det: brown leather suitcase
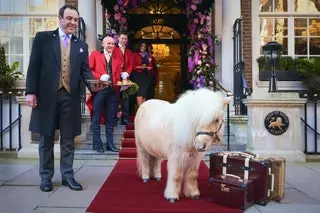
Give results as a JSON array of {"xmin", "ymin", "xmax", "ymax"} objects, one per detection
[
  {"xmin": 208, "ymin": 174, "xmax": 255, "ymax": 210},
  {"xmin": 210, "ymin": 152, "xmax": 273, "ymax": 206},
  {"xmin": 268, "ymin": 157, "xmax": 286, "ymax": 201}
]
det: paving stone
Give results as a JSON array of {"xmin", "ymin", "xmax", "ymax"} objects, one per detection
[
  {"xmin": 34, "ymin": 207, "xmax": 86, "ymax": 213},
  {"xmin": 0, "ymin": 186, "xmax": 53, "ymax": 213},
  {"xmin": 279, "ymin": 188, "xmax": 319, "ymax": 204},
  {"xmin": 0, "ymin": 165, "xmax": 34, "ymax": 181},
  {"xmin": 244, "ymin": 206, "xmax": 261, "ymax": 213},
  {"xmin": 39, "ymin": 166, "xmax": 113, "ymax": 208},
  {"xmin": 256, "ymin": 203, "xmax": 320, "ymax": 213},
  {"xmin": 84, "ymin": 159, "xmax": 117, "ymax": 167}
]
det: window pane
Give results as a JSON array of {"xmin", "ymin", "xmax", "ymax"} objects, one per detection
[
  {"xmin": 29, "ymin": 0, "xmax": 58, "ymax": 13},
  {"xmin": 310, "ymin": 38, "xmax": 320, "ymax": 55},
  {"xmin": 275, "ymin": 0, "xmax": 287, "ymax": 12},
  {"xmin": 275, "ymin": 18, "xmax": 288, "ymax": 36},
  {"xmin": 9, "ymin": 37, "xmax": 23, "ymax": 54},
  {"xmin": 0, "ymin": 0, "xmax": 26, "ymax": 13},
  {"xmin": 295, "ymin": 18, "xmax": 308, "ymax": 36},
  {"xmin": 29, "ymin": 37, "xmax": 35, "ymax": 53},
  {"xmin": 295, "ymin": 38, "xmax": 308, "ymax": 54},
  {"xmin": 29, "ymin": 18, "xmax": 43, "ymax": 36},
  {"xmin": 10, "ymin": 18, "xmax": 23, "ymax": 36},
  {"xmin": 294, "ymin": 0, "xmax": 320, "ymax": 12},
  {"xmin": 260, "ymin": 0, "xmax": 273, "ymax": 12},
  {"xmin": 260, "ymin": 0, "xmax": 288, "ymax": 12},
  {"xmin": 0, "ymin": 18, "xmax": 9, "ymax": 36},
  {"xmin": 9, "ymin": 55, "xmax": 23, "ymax": 72},
  {"xmin": 44, "ymin": 17, "xmax": 57, "ymax": 30},
  {"xmin": 0, "ymin": 38, "xmax": 9, "ymax": 52},
  {"xmin": 309, "ymin": 19, "xmax": 320, "ymax": 36},
  {"xmin": 260, "ymin": 18, "xmax": 273, "ymax": 37}
]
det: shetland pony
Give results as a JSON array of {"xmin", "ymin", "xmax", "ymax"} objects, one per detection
[{"xmin": 134, "ymin": 88, "xmax": 231, "ymax": 203}]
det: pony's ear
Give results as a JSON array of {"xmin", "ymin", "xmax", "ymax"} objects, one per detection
[{"xmin": 223, "ymin": 96, "xmax": 232, "ymax": 106}]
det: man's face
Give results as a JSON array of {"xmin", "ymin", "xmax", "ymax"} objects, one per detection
[
  {"xmin": 103, "ymin": 37, "xmax": 115, "ymax": 53},
  {"xmin": 59, "ymin": 8, "xmax": 79, "ymax": 35},
  {"xmin": 118, "ymin": 34, "xmax": 128, "ymax": 47}
]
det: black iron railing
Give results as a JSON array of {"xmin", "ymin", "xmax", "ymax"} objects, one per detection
[
  {"xmin": 301, "ymin": 94, "xmax": 319, "ymax": 154},
  {"xmin": 78, "ymin": 17, "xmax": 87, "ymax": 114},
  {"xmin": 0, "ymin": 91, "xmax": 22, "ymax": 151},
  {"xmin": 233, "ymin": 17, "xmax": 249, "ymax": 115}
]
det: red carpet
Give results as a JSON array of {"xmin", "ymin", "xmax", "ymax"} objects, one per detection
[
  {"xmin": 119, "ymin": 118, "xmax": 137, "ymax": 159},
  {"xmin": 86, "ymin": 160, "xmax": 242, "ymax": 213}
]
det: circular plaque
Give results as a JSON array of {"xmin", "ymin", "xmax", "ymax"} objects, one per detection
[{"xmin": 264, "ymin": 111, "xmax": 289, "ymax": 135}]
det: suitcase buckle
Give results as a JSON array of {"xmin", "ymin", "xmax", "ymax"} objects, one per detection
[{"xmin": 221, "ymin": 184, "xmax": 230, "ymax": 193}]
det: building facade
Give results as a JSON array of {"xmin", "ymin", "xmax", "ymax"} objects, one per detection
[{"xmin": 0, "ymin": 0, "xmax": 319, "ymax": 160}]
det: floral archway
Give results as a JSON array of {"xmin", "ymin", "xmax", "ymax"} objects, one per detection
[{"xmin": 101, "ymin": 0, "xmax": 218, "ymax": 90}]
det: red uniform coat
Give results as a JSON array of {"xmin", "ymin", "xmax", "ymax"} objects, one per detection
[
  {"xmin": 86, "ymin": 47, "xmax": 134, "ymax": 124},
  {"xmin": 132, "ymin": 52, "xmax": 153, "ymax": 73}
]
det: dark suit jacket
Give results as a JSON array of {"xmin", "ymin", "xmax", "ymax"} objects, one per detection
[{"xmin": 25, "ymin": 28, "xmax": 93, "ymax": 137}]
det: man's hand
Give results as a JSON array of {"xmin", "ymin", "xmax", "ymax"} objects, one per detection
[
  {"xmin": 121, "ymin": 72, "xmax": 129, "ymax": 80},
  {"xmin": 100, "ymin": 74, "xmax": 110, "ymax": 82},
  {"xmin": 26, "ymin": 94, "xmax": 37, "ymax": 108},
  {"xmin": 120, "ymin": 86, "xmax": 129, "ymax": 91}
]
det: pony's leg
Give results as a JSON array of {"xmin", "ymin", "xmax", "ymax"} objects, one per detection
[
  {"xmin": 183, "ymin": 158, "xmax": 201, "ymax": 199},
  {"xmin": 153, "ymin": 158, "xmax": 162, "ymax": 181},
  {"xmin": 164, "ymin": 158, "xmax": 183, "ymax": 203},
  {"xmin": 136, "ymin": 145, "xmax": 151, "ymax": 183}
]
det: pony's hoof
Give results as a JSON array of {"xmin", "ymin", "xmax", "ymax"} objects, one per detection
[
  {"xmin": 155, "ymin": 177, "xmax": 161, "ymax": 181},
  {"xmin": 142, "ymin": 178, "xmax": 149, "ymax": 183},
  {"xmin": 192, "ymin": 195, "xmax": 200, "ymax": 200},
  {"xmin": 168, "ymin": 198, "xmax": 177, "ymax": 203}
]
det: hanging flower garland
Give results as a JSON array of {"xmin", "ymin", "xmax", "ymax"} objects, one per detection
[{"xmin": 186, "ymin": 0, "xmax": 218, "ymax": 90}]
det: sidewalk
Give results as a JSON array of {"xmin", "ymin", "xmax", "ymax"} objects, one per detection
[{"xmin": 0, "ymin": 158, "xmax": 320, "ymax": 213}]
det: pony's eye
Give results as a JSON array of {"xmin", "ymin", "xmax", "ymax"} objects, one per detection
[{"xmin": 216, "ymin": 118, "xmax": 220, "ymax": 123}]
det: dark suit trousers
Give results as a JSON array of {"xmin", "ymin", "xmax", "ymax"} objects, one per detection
[
  {"xmin": 39, "ymin": 88, "xmax": 75, "ymax": 180},
  {"xmin": 92, "ymin": 87, "xmax": 116, "ymax": 147}
]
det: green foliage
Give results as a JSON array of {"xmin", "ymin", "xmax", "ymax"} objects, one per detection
[
  {"xmin": 257, "ymin": 56, "xmax": 297, "ymax": 71},
  {"xmin": 122, "ymin": 82, "xmax": 139, "ymax": 99},
  {"xmin": 297, "ymin": 58, "xmax": 320, "ymax": 94},
  {"xmin": 0, "ymin": 46, "xmax": 23, "ymax": 92}
]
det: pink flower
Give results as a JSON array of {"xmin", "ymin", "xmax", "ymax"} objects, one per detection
[
  {"xmin": 114, "ymin": 13, "xmax": 121, "ymax": 20},
  {"xmin": 104, "ymin": 11, "xmax": 110, "ymax": 19},
  {"xmin": 194, "ymin": 18, "xmax": 198, "ymax": 24},
  {"xmin": 191, "ymin": 4, "xmax": 197, "ymax": 10},
  {"xmin": 114, "ymin": 4, "xmax": 119, "ymax": 11},
  {"xmin": 121, "ymin": 17, "xmax": 126, "ymax": 23}
]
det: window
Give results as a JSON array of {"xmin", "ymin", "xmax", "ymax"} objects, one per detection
[
  {"xmin": 135, "ymin": 25, "xmax": 181, "ymax": 39},
  {"xmin": 0, "ymin": 0, "xmax": 61, "ymax": 73},
  {"xmin": 259, "ymin": 0, "xmax": 320, "ymax": 58}
]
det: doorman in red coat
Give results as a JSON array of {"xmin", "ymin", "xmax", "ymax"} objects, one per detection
[
  {"xmin": 86, "ymin": 36, "xmax": 121, "ymax": 152},
  {"xmin": 113, "ymin": 31, "xmax": 134, "ymax": 125}
]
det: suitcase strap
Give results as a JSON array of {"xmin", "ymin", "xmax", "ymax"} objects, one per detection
[
  {"xmin": 222, "ymin": 154, "xmax": 250, "ymax": 180},
  {"xmin": 268, "ymin": 167, "xmax": 275, "ymax": 196}
]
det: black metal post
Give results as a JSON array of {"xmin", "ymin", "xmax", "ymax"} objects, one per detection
[
  {"xmin": 9, "ymin": 92, "xmax": 12, "ymax": 150},
  {"xmin": 268, "ymin": 66, "xmax": 278, "ymax": 92},
  {"xmin": 0, "ymin": 91, "xmax": 3, "ymax": 150},
  {"xmin": 304, "ymin": 96, "xmax": 308, "ymax": 153},
  {"xmin": 314, "ymin": 97, "xmax": 318, "ymax": 153},
  {"xmin": 18, "ymin": 102, "xmax": 22, "ymax": 150}
]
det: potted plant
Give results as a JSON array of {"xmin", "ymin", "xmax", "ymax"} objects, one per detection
[
  {"xmin": 296, "ymin": 58, "xmax": 320, "ymax": 99},
  {"xmin": 257, "ymin": 56, "xmax": 302, "ymax": 81},
  {"xmin": 0, "ymin": 46, "xmax": 23, "ymax": 92}
]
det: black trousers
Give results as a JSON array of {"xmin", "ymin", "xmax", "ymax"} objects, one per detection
[{"xmin": 39, "ymin": 88, "xmax": 75, "ymax": 180}]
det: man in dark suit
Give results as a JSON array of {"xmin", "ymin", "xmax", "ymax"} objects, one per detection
[{"xmin": 25, "ymin": 4, "xmax": 94, "ymax": 192}]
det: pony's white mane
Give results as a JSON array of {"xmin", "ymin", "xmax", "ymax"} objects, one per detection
[{"xmin": 168, "ymin": 88, "xmax": 225, "ymax": 147}]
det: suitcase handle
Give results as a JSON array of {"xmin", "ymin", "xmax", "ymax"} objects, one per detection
[
  {"xmin": 222, "ymin": 174, "xmax": 244, "ymax": 182},
  {"xmin": 220, "ymin": 151, "xmax": 256, "ymax": 159}
]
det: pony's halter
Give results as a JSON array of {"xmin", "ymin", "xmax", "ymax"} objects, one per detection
[{"xmin": 195, "ymin": 122, "xmax": 224, "ymax": 138}]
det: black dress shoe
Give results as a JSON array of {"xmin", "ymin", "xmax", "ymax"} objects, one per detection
[
  {"xmin": 62, "ymin": 178, "xmax": 83, "ymax": 191},
  {"xmin": 106, "ymin": 145, "xmax": 120, "ymax": 152},
  {"xmin": 40, "ymin": 179, "xmax": 53, "ymax": 192},
  {"xmin": 93, "ymin": 143, "xmax": 104, "ymax": 153}
]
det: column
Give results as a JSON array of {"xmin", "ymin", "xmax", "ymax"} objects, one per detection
[
  {"xmin": 220, "ymin": 0, "xmax": 241, "ymax": 92},
  {"xmin": 78, "ymin": 0, "xmax": 97, "ymax": 52}
]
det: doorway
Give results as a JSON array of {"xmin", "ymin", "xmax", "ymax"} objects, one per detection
[{"xmin": 127, "ymin": 0, "xmax": 188, "ymax": 103}]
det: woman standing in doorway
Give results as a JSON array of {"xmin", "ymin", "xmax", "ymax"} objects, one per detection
[{"xmin": 132, "ymin": 41, "xmax": 153, "ymax": 106}]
